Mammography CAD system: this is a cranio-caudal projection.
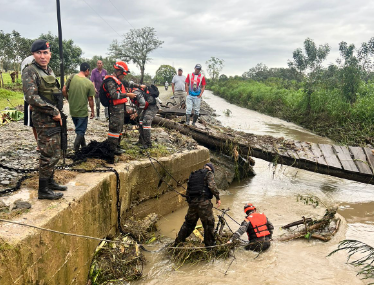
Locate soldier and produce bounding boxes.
[22,39,67,200]
[175,163,221,247]
[101,61,135,155]
[128,82,159,149]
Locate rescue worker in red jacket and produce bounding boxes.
[101,61,135,155]
[228,203,274,252]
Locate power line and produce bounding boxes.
[108,0,135,29]
[81,0,122,37]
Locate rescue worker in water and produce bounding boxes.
[228,203,274,252]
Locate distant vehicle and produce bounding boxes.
[165,81,169,90]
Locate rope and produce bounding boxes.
[0,218,135,245]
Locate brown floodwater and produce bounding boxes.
[134,92,373,285]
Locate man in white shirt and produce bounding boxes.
[171,68,187,107]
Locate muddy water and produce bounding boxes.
[135,92,373,285]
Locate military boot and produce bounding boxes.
[192,114,199,126]
[74,134,83,153]
[142,128,152,149]
[185,114,190,125]
[38,179,63,200]
[48,174,67,191]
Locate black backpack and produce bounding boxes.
[99,78,111,107]
[148,84,159,98]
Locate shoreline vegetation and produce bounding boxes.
[207,78,374,146]
[206,37,374,146]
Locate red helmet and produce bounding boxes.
[244,203,256,214]
[113,61,130,75]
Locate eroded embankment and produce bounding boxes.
[0,146,209,285]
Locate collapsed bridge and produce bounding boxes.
[153,116,374,185]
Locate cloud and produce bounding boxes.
[1,0,373,76]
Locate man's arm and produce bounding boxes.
[198,76,206,98]
[88,96,94,119]
[22,66,59,117]
[62,86,68,99]
[106,80,127,99]
[172,83,175,93]
[230,220,250,241]
[206,171,220,206]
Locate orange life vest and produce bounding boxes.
[245,213,271,239]
[102,75,128,106]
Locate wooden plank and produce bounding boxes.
[300,142,318,163]
[294,141,310,161]
[349,147,372,175]
[319,144,342,169]
[310,143,327,165]
[333,145,359,172]
[364,148,374,173]
[287,149,299,160]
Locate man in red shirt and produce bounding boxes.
[185,64,206,125]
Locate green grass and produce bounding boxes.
[209,79,374,145]
[0,88,24,110]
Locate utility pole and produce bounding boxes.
[56,0,64,87]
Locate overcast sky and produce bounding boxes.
[1,0,373,77]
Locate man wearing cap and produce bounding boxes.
[62,62,95,153]
[175,163,221,247]
[90,60,108,120]
[185,64,206,125]
[171,68,186,107]
[22,39,67,200]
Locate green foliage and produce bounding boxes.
[0,88,24,110]
[205,57,224,81]
[154,64,176,84]
[109,27,163,83]
[39,32,82,75]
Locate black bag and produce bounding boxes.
[99,79,110,107]
[148,84,159,98]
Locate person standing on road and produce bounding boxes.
[175,163,221,247]
[22,39,67,200]
[227,203,274,252]
[185,64,206,126]
[90,60,108,120]
[101,61,135,155]
[62,62,95,153]
[171,68,186,107]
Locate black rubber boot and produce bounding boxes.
[48,175,67,191]
[192,114,199,126]
[80,135,86,148]
[185,114,190,125]
[74,134,83,153]
[38,179,63,200]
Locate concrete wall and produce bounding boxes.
[0,146,209,285]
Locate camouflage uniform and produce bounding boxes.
[22,61,61,180]
[105,80,126,151]
[175,170,220,247]
[139,104,158,148]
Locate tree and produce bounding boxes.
[242,63,269,81]
[219,74,228,81]
[288,38,330,112]
[288,38,330,74]
[205,57,224,81]
[109,27,163,83]
[154,65,176,84]
[39,32,82,76]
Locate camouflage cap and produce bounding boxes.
[31,39,50,52]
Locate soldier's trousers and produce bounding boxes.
[176,199,215,247]
[139,104,158,146]
[108,104,125,149]
[36,127,61,179]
